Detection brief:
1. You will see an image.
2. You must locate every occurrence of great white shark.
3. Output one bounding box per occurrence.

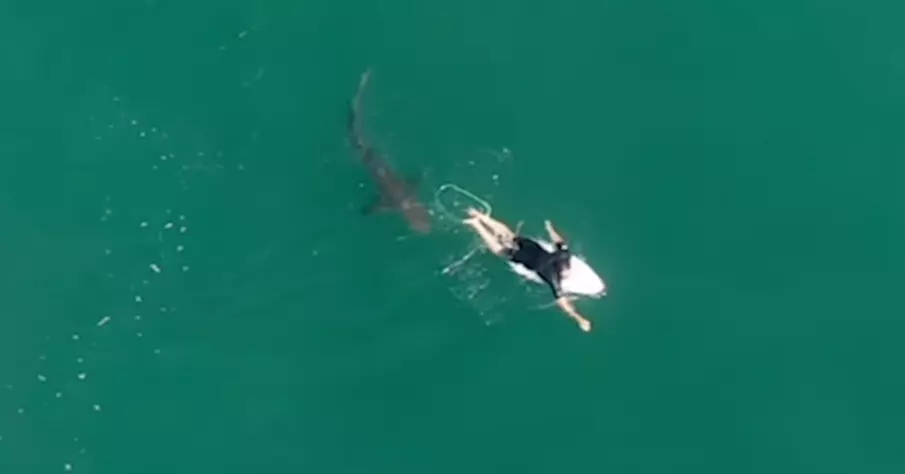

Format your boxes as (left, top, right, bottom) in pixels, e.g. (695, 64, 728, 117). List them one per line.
(347, 68, 431, 234)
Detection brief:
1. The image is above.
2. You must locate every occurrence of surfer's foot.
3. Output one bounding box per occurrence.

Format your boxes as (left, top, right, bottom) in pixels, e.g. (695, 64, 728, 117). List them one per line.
(462, 208, 484, 225)
(579, 319, 592, 332)
(466, 207, 486, 219)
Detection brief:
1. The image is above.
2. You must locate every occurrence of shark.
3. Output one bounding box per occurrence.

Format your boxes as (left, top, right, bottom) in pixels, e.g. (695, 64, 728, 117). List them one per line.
(347, 68, 431, 234)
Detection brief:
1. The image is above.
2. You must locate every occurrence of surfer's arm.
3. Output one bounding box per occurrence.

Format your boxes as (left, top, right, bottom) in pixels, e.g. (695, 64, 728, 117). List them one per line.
(547, 278, 590, 332)
(544, 220, 566, 245)
(557, 297, 592, 332)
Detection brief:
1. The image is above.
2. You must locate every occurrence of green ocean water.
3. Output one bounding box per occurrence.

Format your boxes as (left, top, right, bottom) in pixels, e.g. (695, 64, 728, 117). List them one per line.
(2, 0, 904, 472)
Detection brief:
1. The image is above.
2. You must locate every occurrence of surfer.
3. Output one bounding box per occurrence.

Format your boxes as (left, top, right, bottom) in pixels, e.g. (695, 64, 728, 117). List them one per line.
(462, 208, 593, 332)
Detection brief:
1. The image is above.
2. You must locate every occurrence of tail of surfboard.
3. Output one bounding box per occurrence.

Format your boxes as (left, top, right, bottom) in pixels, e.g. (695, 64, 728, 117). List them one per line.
(348, 68, 372, 153)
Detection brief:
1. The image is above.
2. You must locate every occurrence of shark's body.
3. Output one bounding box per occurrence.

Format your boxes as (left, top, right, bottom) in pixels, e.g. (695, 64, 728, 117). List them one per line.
(348, 69, 431, 234)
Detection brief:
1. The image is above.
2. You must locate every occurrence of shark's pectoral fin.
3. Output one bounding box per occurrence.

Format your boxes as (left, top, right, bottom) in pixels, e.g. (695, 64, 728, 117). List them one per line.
(361, 195, 393, 215)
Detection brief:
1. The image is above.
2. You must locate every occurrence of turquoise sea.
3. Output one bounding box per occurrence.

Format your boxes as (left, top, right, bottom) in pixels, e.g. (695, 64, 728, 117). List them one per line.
(1, 0, 903, 472)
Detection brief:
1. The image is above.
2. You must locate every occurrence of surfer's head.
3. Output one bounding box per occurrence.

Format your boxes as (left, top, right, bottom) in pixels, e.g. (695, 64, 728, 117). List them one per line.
(555, 245, 572, 273)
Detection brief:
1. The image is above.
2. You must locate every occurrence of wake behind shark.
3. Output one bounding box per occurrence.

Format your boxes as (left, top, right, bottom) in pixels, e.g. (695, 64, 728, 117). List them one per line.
(348, 69, 431, 234)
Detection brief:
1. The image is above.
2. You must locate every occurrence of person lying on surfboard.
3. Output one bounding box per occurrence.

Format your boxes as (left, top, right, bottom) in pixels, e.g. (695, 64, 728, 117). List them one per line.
(462, 208, 593, 332)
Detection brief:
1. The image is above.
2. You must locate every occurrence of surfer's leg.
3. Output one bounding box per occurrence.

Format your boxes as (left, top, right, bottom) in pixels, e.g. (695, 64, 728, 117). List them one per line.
(466, 208, 516, 243)
(463, 219, 509, 256)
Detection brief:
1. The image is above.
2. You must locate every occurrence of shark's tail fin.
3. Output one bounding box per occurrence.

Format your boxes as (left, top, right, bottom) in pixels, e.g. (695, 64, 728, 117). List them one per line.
(348, 68, 373, 152)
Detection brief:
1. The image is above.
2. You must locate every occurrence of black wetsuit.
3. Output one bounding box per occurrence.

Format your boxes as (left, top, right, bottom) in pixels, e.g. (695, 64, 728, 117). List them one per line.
(506, 237, 571, 298)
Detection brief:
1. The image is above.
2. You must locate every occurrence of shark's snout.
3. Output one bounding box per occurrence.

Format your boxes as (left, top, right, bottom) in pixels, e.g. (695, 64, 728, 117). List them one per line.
(412, 221, 431, 233)
(408, 209, 432, 233)
(404, 202, 432, 234)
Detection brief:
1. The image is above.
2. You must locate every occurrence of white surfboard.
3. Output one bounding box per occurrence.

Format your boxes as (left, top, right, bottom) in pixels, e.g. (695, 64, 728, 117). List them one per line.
(507, 239, 607, 298)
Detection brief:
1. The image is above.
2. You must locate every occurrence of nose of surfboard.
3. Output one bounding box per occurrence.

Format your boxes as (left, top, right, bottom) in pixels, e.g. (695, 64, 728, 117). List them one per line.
(560, 255, 606, 297)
